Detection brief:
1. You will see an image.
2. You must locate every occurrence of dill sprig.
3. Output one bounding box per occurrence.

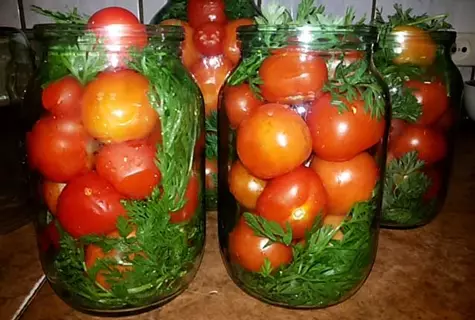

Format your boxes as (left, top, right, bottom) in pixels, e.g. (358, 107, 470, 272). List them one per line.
(31, 5, 89, 24)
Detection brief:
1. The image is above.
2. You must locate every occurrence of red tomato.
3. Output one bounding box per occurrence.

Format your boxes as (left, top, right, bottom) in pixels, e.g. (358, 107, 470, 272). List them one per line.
(223, 83, 262, 129)
(229, 217, 293, 272)
(82, 70, 158, 143)
(96, 140, 161, 200)
(229, 160, 267, 210)
(85, 229, 138, 290)
(193, 22, 225, 56)
(389, 119, 408, 144)
(146, 122, 162, 148)
(223, 18, 255, 65)
(405, 80, 449, 125)
(259, 49, 328, 104)
(237, 103, 312, 179)
(392, 26, 436, 67)
(310, 152, 378, 216)
(57, 172, 127, 238)
(323, 215, 345, 241)
(422, 167, 442, 201)
(190, 56, 233, 115)
(390, 125, 447, 165)
(160, 19, 201, 69)
(326, 50, 364, 79)
(170, 171, 200, 223)
(42, 180, 66, 215)
(41, 76, 83, 118)
(306, 93, 385, 161)
(434, 108, 455, 133)
(27, 116, 94, 182)
(38, 222, 61, 252)
(205, 158, 217, 190)
(187, 0, 227, 29)
(256, 166, 327, 239)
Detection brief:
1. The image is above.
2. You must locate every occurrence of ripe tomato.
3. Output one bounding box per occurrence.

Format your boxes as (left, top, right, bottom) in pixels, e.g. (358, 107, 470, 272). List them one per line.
(391, 26, 436, 67)
(326, 50, 364, 79)
(85, 229, 137, 290)
(237, 103, 312, 179)
(323, 215, 345, 241)
(405, 80, 449, 125)
(160, 19, 201, 69)
(190, 56, 233, 115)
(146, 122, 162, 148)
(389, 119, 408, 144)
(229, 160, 267, 210)
(38, 222, 60, 252)
(170, 171, 200, 223)
(223, 18, 255, 65)
(57, 172, 127, 238)
(229, 217, 293, 272)
(306, 93, 385, 161)
(422, 167, 442, 201)
(205, 158, 217, 190)
(187, 0, 227, 29)
(259, 49, 328, 104)
(96, 140, 161, 200)
(223, 83, 262, 129)
(42, 180, 66, 215)
(82, 70, 158, 143)
(390, 125, 447, 165)
(310, 152, 378, 216)
(193, 22, 225, 56)
(434, 108, 455, 133)
(41, 76, 83, 119)
(27, 116, 94, 182)
(256, 166, 327, 239)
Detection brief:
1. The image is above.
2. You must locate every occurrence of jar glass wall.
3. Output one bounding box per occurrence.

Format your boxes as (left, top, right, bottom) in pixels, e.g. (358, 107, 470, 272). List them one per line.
(151, 0, 260, 210)
(218, 25, 390, 308)
(375, 29, 464, 228)
(28, 24, 205, 315)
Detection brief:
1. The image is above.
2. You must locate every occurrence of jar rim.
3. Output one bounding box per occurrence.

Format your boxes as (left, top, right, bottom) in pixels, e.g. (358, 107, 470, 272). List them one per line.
(33, 24, 184, 41)
(385, 29, 457, 44)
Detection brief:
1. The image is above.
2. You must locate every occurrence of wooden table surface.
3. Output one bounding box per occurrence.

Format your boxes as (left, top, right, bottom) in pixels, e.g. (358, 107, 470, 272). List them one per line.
(1, 128, 475, 320)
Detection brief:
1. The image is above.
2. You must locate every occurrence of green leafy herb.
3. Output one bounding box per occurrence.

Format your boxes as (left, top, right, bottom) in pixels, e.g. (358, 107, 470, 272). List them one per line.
(224, 0, 259, 20)
(243, 212, 293, 246)
(31, 5, 89, 24)
(236, 201, 375, 306)
(150, 0, 187, 22)
(382, 151, 436, 225)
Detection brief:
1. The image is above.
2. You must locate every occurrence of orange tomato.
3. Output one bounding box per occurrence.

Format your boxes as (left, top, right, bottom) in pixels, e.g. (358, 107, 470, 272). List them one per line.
(229, 217, 293, 272)
(42, 181, 66, 215)
(223, 83, 262, 129)
(323, 215, 345, 241)
(190, 56, 233, 115)
(82, 70, 158, 143)
(223, 18, 255, 65)
(237, 103, 312, 179)
(392, 26, 437, 67)
(256, 166, 327, 239)
(228, 160, 267, 210)
(160, 19, 201, 69)
(310, 152, 378, 216)
(259, 49, 328, 104)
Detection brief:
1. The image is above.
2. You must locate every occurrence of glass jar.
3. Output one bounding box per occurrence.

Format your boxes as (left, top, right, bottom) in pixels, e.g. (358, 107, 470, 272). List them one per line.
(375, 29, 463, 228)
(151, 0, 260, 210)
(218, 25, 390, 308)
(28, 24, 205, 315)
(0, 27, 36, 235)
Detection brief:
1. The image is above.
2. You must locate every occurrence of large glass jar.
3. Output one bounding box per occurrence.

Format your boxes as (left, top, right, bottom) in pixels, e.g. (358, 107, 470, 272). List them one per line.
(375, 29, 464, 228)
(28, 24, 205, 315)
(218, 25, 390, 308)
(151, 0, 260, 210)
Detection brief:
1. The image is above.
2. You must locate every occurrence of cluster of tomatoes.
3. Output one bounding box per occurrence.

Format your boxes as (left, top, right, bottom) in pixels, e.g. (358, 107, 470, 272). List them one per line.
(31, 7, 199, 278)
(159, 0, 256, 204)
(223, 47, 384, 272)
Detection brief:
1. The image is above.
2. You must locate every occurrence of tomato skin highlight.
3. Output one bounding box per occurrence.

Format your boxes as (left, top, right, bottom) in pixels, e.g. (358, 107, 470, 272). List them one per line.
(96, 140, 161, 200)
(223, 18, 255, 65)
(42, 180, 66, 215)
(169, 172, 200, 223)
(229, 217, 293, 272)
(392, 26, 437, 67)
(41, 76, 83, 119)
(306, 93, 385, 161)
(390, 125, 447, 165)
(82, 70, 158, 143)
(223, 83, 262, 129)
(229, 160, 267, 210)
(193, 22, 225, 56)
(310, 152, 378, 216)
(405, 80, 449, 125)
(57, 172, 127, 238)
(187, 0, 227, 29)
(237, 103, 312, 179)
(205, 158, 217, 190)
(259, 50, 328, 104)
(27, 116, 94, 182)
(256, 166, 327, 239)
